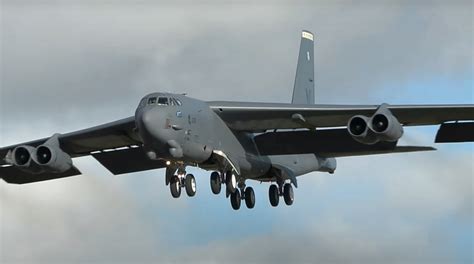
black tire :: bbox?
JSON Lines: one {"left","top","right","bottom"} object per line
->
{"left": 226, "top": 171, "right": 237, "bottom": 193}
{"left": 185, "top": 174, "right": 196, "bottom": 197}
{"left": 283, "top": 183, "right": 294, "bottom": 206}
{"left": 230, "top": 189, "right": 241, "bottom": 210}
{"left": 170, "top": 175, "right": 181, "bottom": 198}
{"left": 269, "top": 184, "right": 279, "bottom": 207}
{"left": 210, "top": 171, "right": 222, "bottom": 195}
{"left": 244, "top": 187, "right": 256, "bottom": 209}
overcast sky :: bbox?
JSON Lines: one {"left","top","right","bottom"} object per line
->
{"left": 0, "top": 1, "right": 473, "bottom": 263}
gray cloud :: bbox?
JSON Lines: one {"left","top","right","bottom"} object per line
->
{"left": 1, "top": 1, "right": 472, "bottom": 264}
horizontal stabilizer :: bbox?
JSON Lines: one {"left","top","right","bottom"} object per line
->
{"left": 92, "top": 147, "right": 166, "bottom": 175}
{"left": 0, "top": 166, "right": 81, "bottom": 184}
{"left": 435, "top": 122, "right": 474, "bottom": 143}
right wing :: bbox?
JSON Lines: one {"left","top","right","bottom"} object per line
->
{"left": 0, "top": 116, "right": 139, "bottom": 162}
{"left": 0, "top": 116, "right": 165, "bottom": 184}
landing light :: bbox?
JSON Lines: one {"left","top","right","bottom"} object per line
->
{"left": 166, "top": 161, "right": 171, "bottom": 166}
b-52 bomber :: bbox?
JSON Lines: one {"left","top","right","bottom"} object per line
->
{"left": 1, "top": 31, "right": 473, "bottom": 210}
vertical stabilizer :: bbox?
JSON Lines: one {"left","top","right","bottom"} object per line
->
{"left": 291, "top": 30, "right": 315, "bottom": 104}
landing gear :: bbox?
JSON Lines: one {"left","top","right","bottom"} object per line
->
{"left": 268, "top": 182, "right": 295, "bottom": 207}
{"left": 226, "top": 171, "right": 237, "bottom": 193}
{"left": 169, "top": 169, "right": 196, "bottom": 198}
{"left": 283, "top": 183, "right": 294, "bottom": 205}
{"left": 244, "top": 187, "right": 255, "bottom": 209}
{"left": 185, "top": 174, "right": 196, "bottom": 197}
{"left": 227, "top": 180, "right": 255, "bottom": 210}
{"left": 210, "top": 171, "right": 222, "bottom": 194}
{"left": 230, "top": 189, "right": 241, "bottom": 210}
{"left": 268, "top": 184, "right": 279, "bottom": 207}
{"left": 170, "top": 175, "right": 181, "bottom": 198}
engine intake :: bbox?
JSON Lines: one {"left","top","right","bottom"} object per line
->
{"left": 347, "top": 115, "right": 378, "bottom": 145}
{"left": 347, "top": 104, "right": 404, "bottom": 144}
{"left": 8, "top": 134, "right": 73, "bottom": 174}
{"left": 369, "top": 106, "right": 403, "bottom": 142}
{"left": 34, "top": 136, "right": 73, "bottom": 173}
{"left": 11, "top": 145, "right": 43, "bottom": 173}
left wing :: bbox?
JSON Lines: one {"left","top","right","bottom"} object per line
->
{"left": 254, "top": 129, "right": 435, "bottom": 157}
{"left": 208, "top": 102, "right": 474, "bottom": 131}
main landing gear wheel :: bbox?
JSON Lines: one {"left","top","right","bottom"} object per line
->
{"left": 170, "top": 175, "right": 181, "bottom": 198}
{"left": 283, "top": 183, "right": 294, "bottom": 206}
{"left": 185, "top": 174, "right": 196, "bottom": 197}
{"left": 210, "top": 171, "right": 222, "bottom": 195}
{"left": 230, "top": 189, "right": 241, "bottom": 210}
{"left": 226, "top": 171, "right": 237, "bottom": 193}
{"left": 269, "top": 184, "right": 279, "bottom": 207}
{"left": 244, "top": 187, "right": 256, "bottom": 209}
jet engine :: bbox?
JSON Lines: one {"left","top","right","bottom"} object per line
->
{"left": 34, "top": 144, "right": 73, "bottom": 173}
{"left": 8, "top": 134, "right": 73, "bottom": 173}
{"left": 11, "top": 145, "right": 42, "bottom": 173}
{"left": 370, "top": 112, "right": 403, "bottom": 142}
{"left": 347, "top": 115, "right": 378, "bottom": 144}
{"left": 347, "top": 104, "right": 403, "bottom": 144}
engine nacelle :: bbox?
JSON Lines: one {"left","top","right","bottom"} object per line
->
{"left": 369, "top": 112, "right": 403, "bottom": 142}
{"left": 347, "top": 115, "right": 379, "bottom": 145}
{"left": 10, "top": 145, "right": 43, "bottom": 173}
{"left": 347, "top": 104, "right": 404, "bottom": 144}
{"left": 8, "top": 134, "right": 73, "bottom": 174}
{"left": 34, "top": 144, "right": 73, "bottom": 173}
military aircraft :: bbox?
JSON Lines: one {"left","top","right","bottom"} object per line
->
{"left": 1, "top": 31, "right": 473, "bottom": 210}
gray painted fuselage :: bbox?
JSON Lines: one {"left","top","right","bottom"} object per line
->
{"left": 135, "top": 92, "right": 335, "bottom": 182}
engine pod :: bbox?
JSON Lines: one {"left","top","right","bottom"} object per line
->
{"left": 369, "top": 104, "right": 403, "bottom": 142}
{"left": 347, "top": 115, "right": 379, "bottom": 145}
{"left": 10, "top": 145, "right": 43, "bottom": 173}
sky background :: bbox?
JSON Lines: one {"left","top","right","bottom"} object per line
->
{"left": 0, "top": 0, "right": 473, "bottom": 263}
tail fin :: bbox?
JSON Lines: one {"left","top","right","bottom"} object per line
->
{"left": 291, "top": 30, "right": 315, "bottom": 104}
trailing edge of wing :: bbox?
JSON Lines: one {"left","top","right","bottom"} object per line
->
{"left": 92, "top": 147, "right": 166, "bottom": 175}
{"left": 435, "top": 122, "right": 474, "bottom": 143}
{"left": 254, "top": 129, "right": 435, "bottom": 157}
{"left": 0, "top": 166, "right": 82, "bottom": 184}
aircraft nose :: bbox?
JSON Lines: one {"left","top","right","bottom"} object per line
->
{"left": 136, "top": 107, "right": 172, "bottom": 145}
{"left": 137, "top": 108, "right": 160, "bottom": 138}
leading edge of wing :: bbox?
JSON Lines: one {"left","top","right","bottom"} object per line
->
{"left": 0, "top": 116, "right": 139, "bottom": 164}
{"left": 208, "top": 101, "right": 474, "bottom": 130}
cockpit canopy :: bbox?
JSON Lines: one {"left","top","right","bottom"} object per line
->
{"left": 140, "top": 94, "right": 182, "bottom": 107}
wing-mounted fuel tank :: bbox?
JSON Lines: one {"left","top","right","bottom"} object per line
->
{"left": 347, "top": 104, "right": 403, "bottom": 144}
{"left": 7, "top": 134, "right": 73, "bottom": 174}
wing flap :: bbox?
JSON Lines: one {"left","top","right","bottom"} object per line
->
{"left": 254, "top": 129, "right": 435, "bottom": 157}
{"left": 435, "top": 122, "right": 474, "bottom": 143}
{"left": 92, "top": 147, "right": 166, "bottom": 175}
{"left": 0, "top": 166, "right": 82, "bottom": 184}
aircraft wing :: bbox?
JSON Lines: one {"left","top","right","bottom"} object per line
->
{"left": 0, "top": 116, "right": 166, "bottom": 184}
{"left": 208, "top": 102, "right": 474, "bottom": 131}
{"left": 254, "top": 129, "right": 436, "bottom": 158}
{"left": 0, "top": 116, "right": 139, "bottom": 164}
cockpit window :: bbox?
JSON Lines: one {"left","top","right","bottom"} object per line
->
{"left": 175, "top": 98, "right": 182, "bottom": 106}
{"left": 147, "top": 97, "right": 157, "bottom": 105}
{"left": 157, "top": 97, "right": 168, "bottom": 105}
